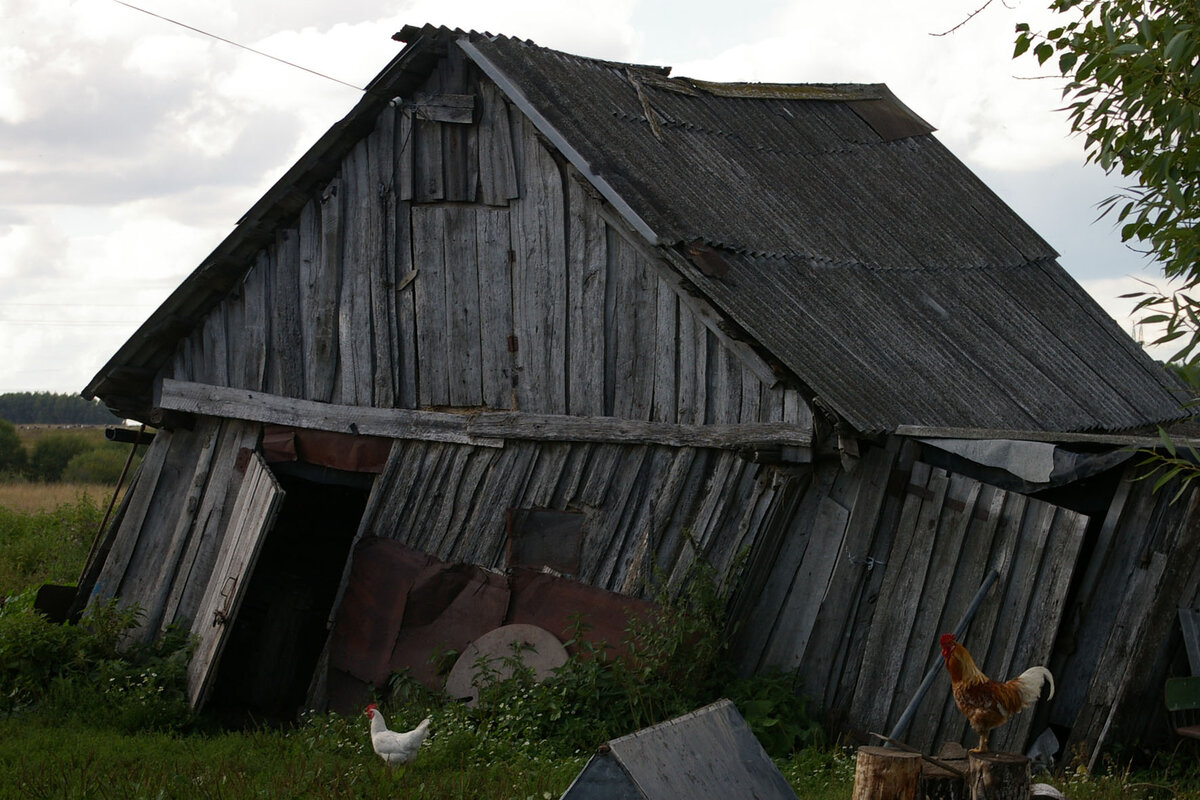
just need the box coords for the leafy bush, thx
[0,593,194,732]
[27,433,94,482]
[0,418,25,477]
[61,447,134,484]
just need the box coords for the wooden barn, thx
[79,24,1199,764]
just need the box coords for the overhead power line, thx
[109,0,366,92]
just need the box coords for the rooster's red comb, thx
[939,633,956,647]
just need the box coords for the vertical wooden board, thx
[589,447,657,591]
[414,118,444,202]
[439,46,475,202]
[477,80,519,205]
[651,276,678,423]
[607,230,655,420]
[164,420,262,630]
[338,139,375,406]
[477,208,514,409]
[272,227,305,397]
[394,198,418,408]
[89,429,175,604]
[424,444,476,558]
[121,421,223,641]
[108,427,214,618]
[444,205,484,406]
[566,177,606,416]
[707,345,740,424]
[990,507,1087,753]
[461,442,538,566]
[510,121,567,413]
[850,463,949,732]
[241,251,270,391]
[760,494,850,670]
[305,180,341,402]
[412,206,449,406]
[618,446,700,595]
[925,483,1009,746]
[200,304,229,387]
[740,463,837,667]
[675,301,705,424]
[397,107,415,202]
[186,451,285,709]
[369,109,398,407]
[436,446,501,561]
[796,440,899,703]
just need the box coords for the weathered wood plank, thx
[242,251,270,391]
[125,421,223,641]
[412,206,450,406]
[850,463,948,732]
[510,120,567,413]
[208,303,231,388]
[157,379,812,449]
[477,208,513,409]
[651,276,679,423]
[567,175,606,416]
[608,229,655,420]
[676,301,706,425]
[161,419,262,631]
[304,180,341,402]
[477,81,519,206]
[795,440,899,702]
[413,118,444,202]
[338,139,375,405]
[369,108,398,407]
[186,450,285,709]
[90,429,175,604]
[271,227,305,397]
[412,93,476,124]
[436,52,478,202]
[397,107,415,202]
[444,205,484,406]
[393,191,418,408]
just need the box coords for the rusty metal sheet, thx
[507,567,655,661]
[388,562,510,689]
[262,425,391,473]
[328,538,434,685]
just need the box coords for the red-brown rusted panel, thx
[388,563,510,689]
[262,424,391,473]
[507,567,655,661]
[328,538,434,685]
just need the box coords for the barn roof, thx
[84,23,1188,434]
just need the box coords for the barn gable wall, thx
[161,52,809,431]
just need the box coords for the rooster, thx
[364,704,431,766]
[939,633,1054,752]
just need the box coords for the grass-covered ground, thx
[2,490,1200,799]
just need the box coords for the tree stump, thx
[851,746,921,800]
[967,751,1030,800]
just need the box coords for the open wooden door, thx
[186,449,285,709]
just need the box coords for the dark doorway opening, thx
[207,470,368,724]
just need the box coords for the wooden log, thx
[921,761,966,800]
[966,752,1028,800]
[851,746,921,800]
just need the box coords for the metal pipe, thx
[886,567,1000,743]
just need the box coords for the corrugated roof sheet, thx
[463,31,1187,433]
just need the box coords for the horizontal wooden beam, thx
[157,379,813,451]
[896,424,1191,449]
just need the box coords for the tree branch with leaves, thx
[1016,1,1200,371]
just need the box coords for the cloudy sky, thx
[0,0,1171,395]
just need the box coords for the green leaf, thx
[1035,42,1055,64]
[1014,35,1032,59]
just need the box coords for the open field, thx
[0,482,117,514]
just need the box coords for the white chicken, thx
[364,704,431,766]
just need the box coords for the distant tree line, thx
[0,392,119,425]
